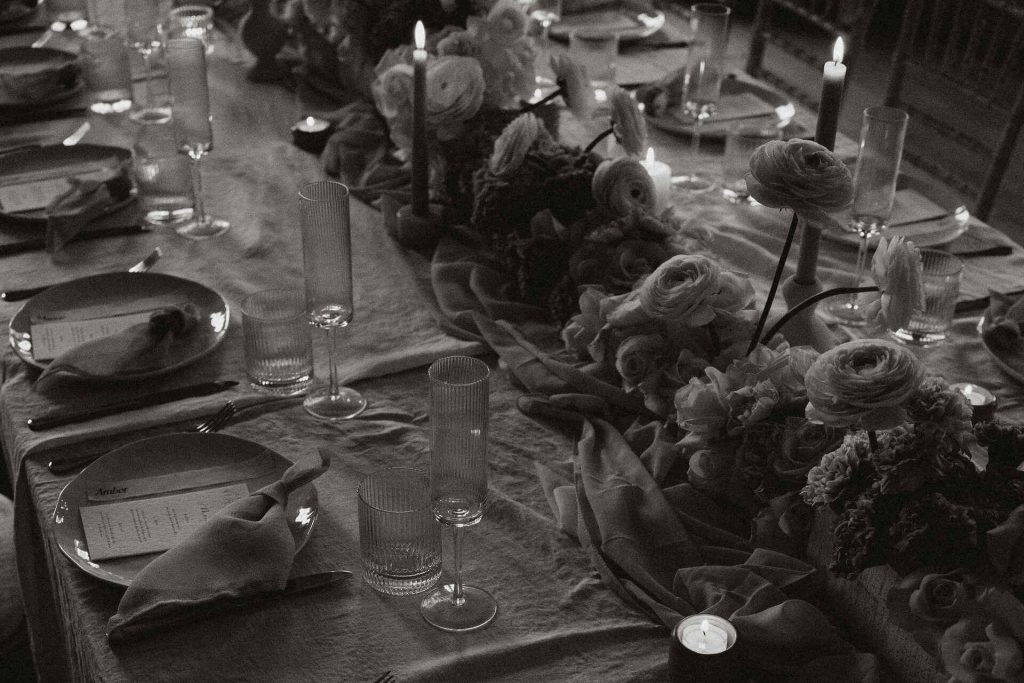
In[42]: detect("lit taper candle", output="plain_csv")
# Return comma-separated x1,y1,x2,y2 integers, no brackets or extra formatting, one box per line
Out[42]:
815,37,846,152
412,20,429,218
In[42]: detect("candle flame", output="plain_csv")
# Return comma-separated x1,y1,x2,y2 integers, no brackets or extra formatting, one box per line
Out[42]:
645,147,656,164
833,37,845,63
701,619,709,635
414,20,426,50
305,116,316,127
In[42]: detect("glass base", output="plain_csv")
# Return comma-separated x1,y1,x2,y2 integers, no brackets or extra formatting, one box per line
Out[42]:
144,206,194,226
303,386,367,421
890,328,948,347
672,174,715,192
175,216,230,240
420,583,497,632
823,298,869,327
721,187,755,204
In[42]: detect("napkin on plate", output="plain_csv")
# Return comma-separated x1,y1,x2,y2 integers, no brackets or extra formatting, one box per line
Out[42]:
106,450,329,644
36,303,200,388
44,178,117,253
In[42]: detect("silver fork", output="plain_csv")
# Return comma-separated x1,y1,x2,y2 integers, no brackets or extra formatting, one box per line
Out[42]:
47,400,238,474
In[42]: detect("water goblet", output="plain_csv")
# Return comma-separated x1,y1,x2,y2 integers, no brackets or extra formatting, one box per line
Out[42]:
165,37,230,240
673,3,730,191
420,356,497,632
298,181,368,421
825,106,909,325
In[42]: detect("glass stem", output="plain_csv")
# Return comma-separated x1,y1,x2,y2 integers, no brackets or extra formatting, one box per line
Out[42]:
451,524,466,607
327,324,339,399
847,233,871,308
141,48,155,107
690,115,703,161
188,151,207,225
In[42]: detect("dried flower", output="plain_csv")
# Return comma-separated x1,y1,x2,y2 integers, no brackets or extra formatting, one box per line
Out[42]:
744,139,853,226
860,236,925,331
804,339,926,430
608,85,647,157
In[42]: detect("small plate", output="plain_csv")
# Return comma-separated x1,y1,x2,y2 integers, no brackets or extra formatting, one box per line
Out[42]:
821,175,971,249
0,143,135,225
9,272,230,378
52,433,320,586
550,0,665,44
0,46,81,110
642,75,800,140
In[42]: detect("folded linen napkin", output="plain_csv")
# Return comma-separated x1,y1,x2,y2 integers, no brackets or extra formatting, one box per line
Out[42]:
45,176,124,254
106,449,330,644
36,304,200,389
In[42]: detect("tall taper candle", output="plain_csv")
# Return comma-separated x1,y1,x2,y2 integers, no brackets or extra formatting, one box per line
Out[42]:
815,37,846,152
412,20,429,218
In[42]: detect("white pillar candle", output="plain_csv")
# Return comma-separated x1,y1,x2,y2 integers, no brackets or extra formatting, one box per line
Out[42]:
641,147,672,214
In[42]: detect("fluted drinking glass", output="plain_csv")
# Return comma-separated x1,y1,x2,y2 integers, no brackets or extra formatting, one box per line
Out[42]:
126,0,163,107
826,106,909,324
420,356,496,632
299,181,367,421
165,37,230,239
674,3,730,191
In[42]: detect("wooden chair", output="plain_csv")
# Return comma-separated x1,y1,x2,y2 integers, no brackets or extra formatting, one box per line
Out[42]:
744,0,879,109
883,0,1024,222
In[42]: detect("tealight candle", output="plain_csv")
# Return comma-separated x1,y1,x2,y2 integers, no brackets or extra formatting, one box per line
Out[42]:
641,147,672,214
951,382,997,423
668,615,740,682
291,115,334,155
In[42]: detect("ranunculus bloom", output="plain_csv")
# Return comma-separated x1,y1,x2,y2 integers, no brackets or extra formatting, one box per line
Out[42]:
801,432,869,506
561,287,606,359
860,235,925,331
426,56,485,140
490,113,540,177
371,64,415,151
436,30,481,58
608,85,647,157
550,53,595,120
483,0,527,47
638,255,723,326
591,156,656,218
909,572,979,625
940,619,1024,683
615,334,668,395
804,339,926,430
744,139,853,226
608,239,669,289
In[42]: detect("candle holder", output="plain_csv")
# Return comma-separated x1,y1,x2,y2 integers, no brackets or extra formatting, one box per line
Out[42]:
668,615,742,682
394,203,443,251
950,382,997,423
291,116,335,155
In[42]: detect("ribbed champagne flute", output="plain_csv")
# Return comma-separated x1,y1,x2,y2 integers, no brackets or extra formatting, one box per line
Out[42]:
299,181,367,421
165,37,230,239
420,355,496,632
126,0,162,107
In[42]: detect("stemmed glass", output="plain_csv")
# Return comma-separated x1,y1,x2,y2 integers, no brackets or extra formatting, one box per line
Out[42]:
165,37,230,239
420,356,497,632
526,0,562,88
126,0,163,108
825,106,909,325
298,181,368,421
673,3,730,191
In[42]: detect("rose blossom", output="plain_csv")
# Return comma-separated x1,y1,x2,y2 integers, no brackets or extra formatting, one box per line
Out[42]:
725,380,779,434
591,156,656,218
773,417,843,484
907,572,980,625
608,85,647,157
490,113,540,177
550,53,595,120
425,56,485,140
615,334,668,395
744,139,853,226
860,235,925,331
663,348,710,388
801,433,869,506
940,619,1024,683
608,239,669,289
804,339,926,430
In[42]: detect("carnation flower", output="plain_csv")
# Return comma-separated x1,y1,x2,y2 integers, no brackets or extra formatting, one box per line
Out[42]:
860,236,925,331
905,376,974,445
607,85,647,157
804,339,926,430
591,156,656,218
426,56,486,139
939,619,1024,683
490,113,540,177
615,334,668,395
889,493,980,573
744,139,854,227
802,432,870,506
550,53,595,120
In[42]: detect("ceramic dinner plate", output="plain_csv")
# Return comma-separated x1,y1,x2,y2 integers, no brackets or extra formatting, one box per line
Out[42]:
549,0,666,44
643,76,800,140
9,272,229,378
0,46,81,110
52,433,320,586
0,143,135,225
821,175,971,249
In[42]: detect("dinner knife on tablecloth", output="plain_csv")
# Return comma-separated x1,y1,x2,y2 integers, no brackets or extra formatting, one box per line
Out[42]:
0,225,149,257
27,380,239,431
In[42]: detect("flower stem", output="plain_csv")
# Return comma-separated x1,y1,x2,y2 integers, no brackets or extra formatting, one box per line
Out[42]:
868,430,879,452
581,126,614,158
747,211,799,355
760,285,878,345
522,86,564,113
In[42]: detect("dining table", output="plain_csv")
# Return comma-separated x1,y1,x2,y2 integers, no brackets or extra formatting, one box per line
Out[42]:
2,12,1024,683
